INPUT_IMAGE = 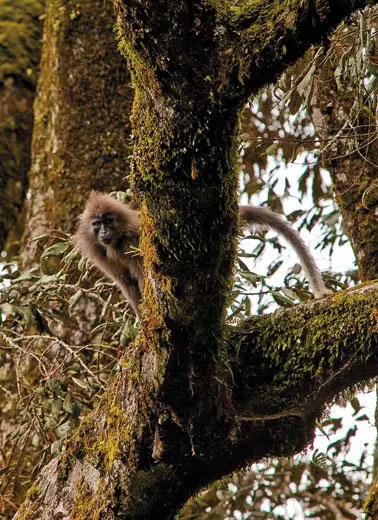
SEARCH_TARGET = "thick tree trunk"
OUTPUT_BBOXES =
[21,0,133,266]
[0,0,44,256]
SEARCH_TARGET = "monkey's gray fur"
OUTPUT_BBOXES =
[74,192,330,316]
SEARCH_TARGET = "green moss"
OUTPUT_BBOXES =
[230,288,378,416]
[70,478,106,520]
[61,378,137,477]
[0,0,44,85]
[364,479,378,516]
[25,484,41,501]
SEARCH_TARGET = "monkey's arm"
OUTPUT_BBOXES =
[239,205,330,299]
[119,274,142,318]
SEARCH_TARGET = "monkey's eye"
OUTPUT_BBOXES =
[92,220,102,232]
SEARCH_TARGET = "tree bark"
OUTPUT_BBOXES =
[21,0,133,267]
[0,0,44,256]
[15,1,378,519]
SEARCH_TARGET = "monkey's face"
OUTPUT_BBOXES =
[92,214,120,247]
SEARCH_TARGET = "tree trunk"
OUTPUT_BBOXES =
[0,0,44,257]
[21,0,133,266]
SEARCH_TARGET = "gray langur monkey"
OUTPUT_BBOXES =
[74,192,330,317]
[74,192,143,317]
[239,206,330,299]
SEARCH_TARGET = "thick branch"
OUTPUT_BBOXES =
[230,284,378,421]
[115,0,378,103]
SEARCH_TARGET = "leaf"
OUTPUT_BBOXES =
[51,399,62,415]
[13,305,35,327]
[298,167,310,196]
[63,394,74,415]
[267,259,283,277]
[271,291,296,308]
[264,142,279,156]
[355,414,369,422]
[37,272,66,284]
[12,268,39,283]
[288,88,302,115]
[68,290,84,309]
[350,397,362,415]
[239,271,261,285]
[41,242,70,258]
[71,376,89,390]
[297,60,316,99]
[311,449,327,471]
[316,421,330,440]
[237,259,250,272]
[312,165,324,203]
[282,288,298,300]
[290,287,311,302]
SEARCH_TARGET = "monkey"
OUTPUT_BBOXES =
[239,205,330,299]
[74,192,143,317]
[74,192,330,317]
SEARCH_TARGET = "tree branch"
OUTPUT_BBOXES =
[115,0,378,103]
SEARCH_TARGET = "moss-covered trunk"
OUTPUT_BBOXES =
[0,0,44,257]
[21,0,133,266]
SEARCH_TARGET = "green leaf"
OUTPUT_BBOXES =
[282,288,297,300]
[271,291,296,308]
[41,242,70,258]
[63,394,74,415]
[12,268,38,282]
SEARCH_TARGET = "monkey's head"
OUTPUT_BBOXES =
[92,213,121,247]
[76,192,140,251]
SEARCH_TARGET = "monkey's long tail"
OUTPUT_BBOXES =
[239,205,330,299]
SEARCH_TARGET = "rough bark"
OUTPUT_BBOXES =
[21,0,133,267]
[15,1,378,519]
[0,0,44,256]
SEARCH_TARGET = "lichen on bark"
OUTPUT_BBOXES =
[0,0,44,255]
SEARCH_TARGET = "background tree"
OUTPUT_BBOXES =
[0,0,44,257]
[21,0,133,267]
[0,0,134,515]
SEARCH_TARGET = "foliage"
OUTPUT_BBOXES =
[230,7,378,315]
[0,231,137,514]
